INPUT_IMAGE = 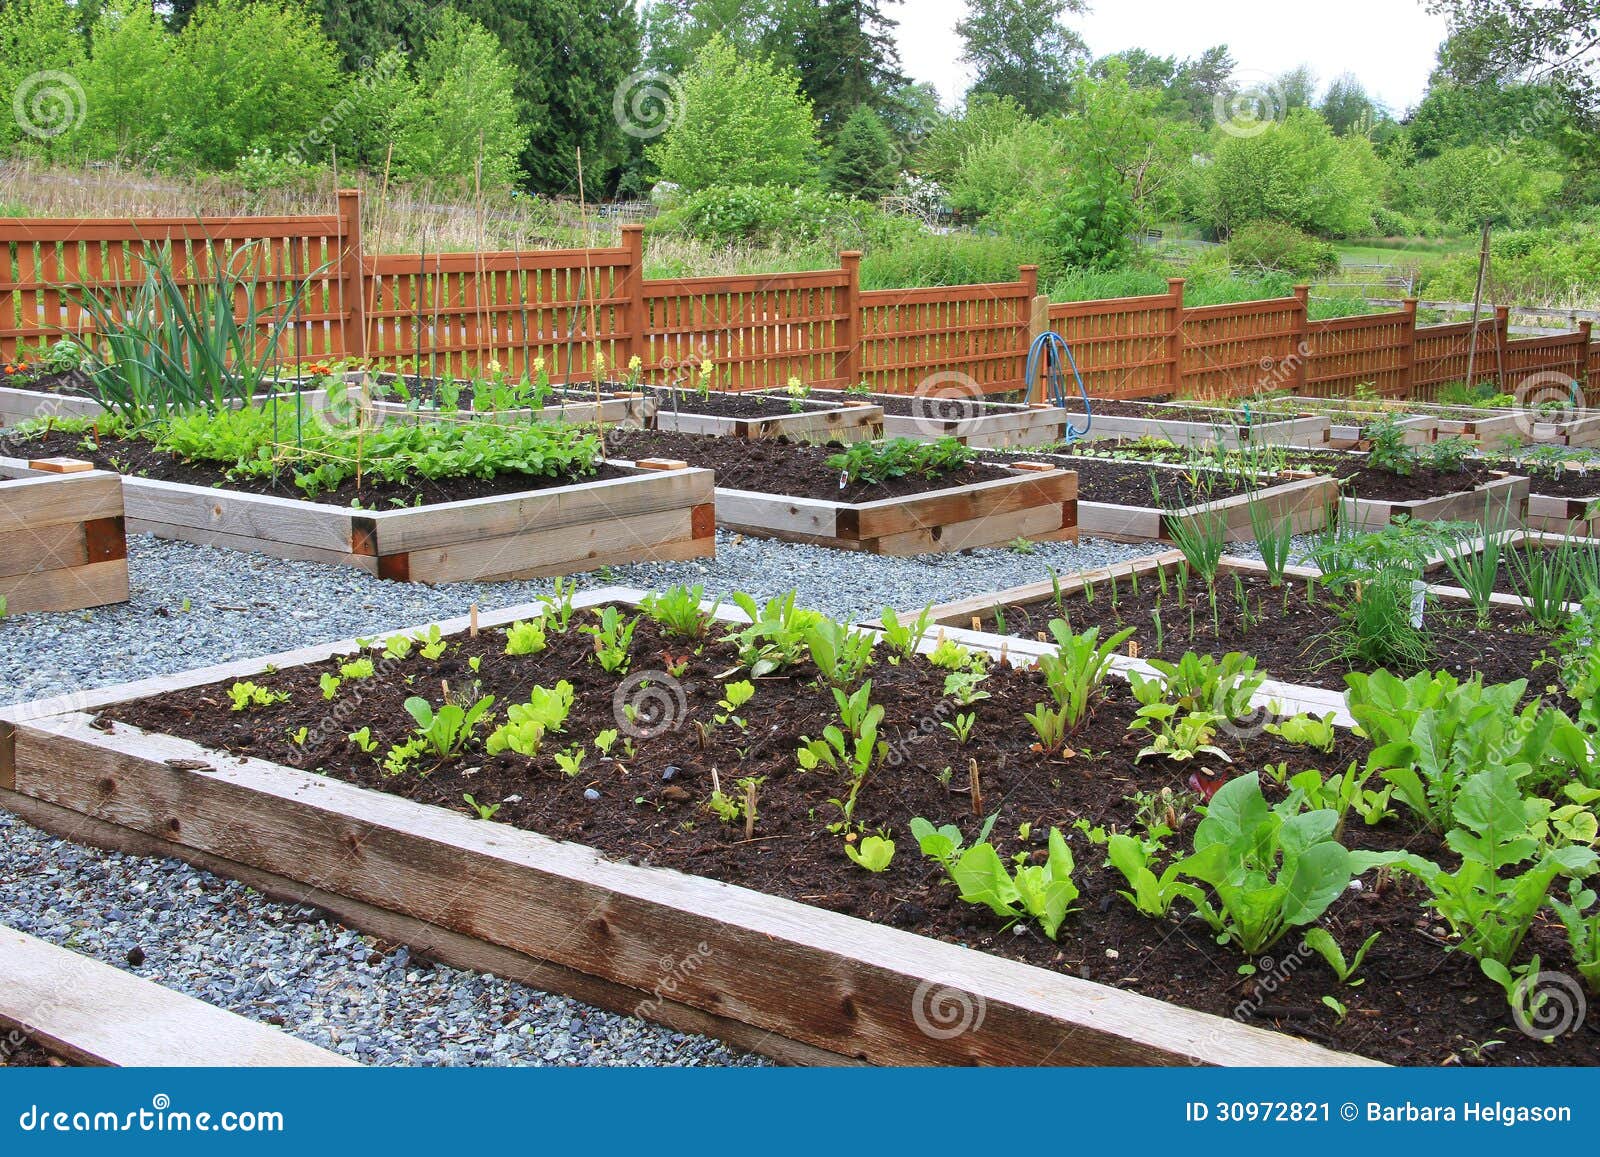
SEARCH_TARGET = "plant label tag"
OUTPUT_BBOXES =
[1409,580,1427,628]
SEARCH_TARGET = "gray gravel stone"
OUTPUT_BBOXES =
[0,527,1206,1066]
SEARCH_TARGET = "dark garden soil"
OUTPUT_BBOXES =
[603,429,1017,502]
[1,367,94,396]
[1086,399,1255,424]
[987,569,1562,693]
[863,393,1026,420]
[0,427,629,508]
[1,1033,60,1067]
[1511,464,1600,502]
[1289,454,1507,504]
[1057,457,1260,508]
[102,611,1599,1066]
[644,386,840,420]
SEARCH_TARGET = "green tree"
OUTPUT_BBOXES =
[1403,144,1564,228]
[1320,73,1376,136]
[0,0,86,151]
[170,0,344,169]
[648,33,818,191]
[312,0,425,71]
[794,0,907,133]
[917,91,1031,184]
[1188,108,1383,237]
[453,0,641,192]
[829,106,899,199]
[1274,64,1317,112]
[957,0,1088,116]
[1427,0,1600,118]
[385,9,525,189]
[77,0,176,161]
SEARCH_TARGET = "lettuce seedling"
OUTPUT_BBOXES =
[581,607,638,674]
[1107,833,1200,919]
[319,673,342,701]
[227,681,287,711]
[339,656,375,680]
[1265,712,1337,753]
[1302,927,1381,986]
[348,727,378,754]
[845,834,896,873]
[921,827,1080,940]
[504,618,548,656]
[486,681,575,758]
[879,605,934,660]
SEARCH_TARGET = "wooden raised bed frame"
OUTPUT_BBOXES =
[1340,470,1529,533]
[1079,471,1337,544]
[1084,402,1331,449]
[0,454,715,583]
[0,458,127,613]
[649,392,884,443]
[1526,487,1600,537]
[0,924,354,1067]
[715,462,1077,555]
[767,387,1069,449]
[0,590,1372,1068]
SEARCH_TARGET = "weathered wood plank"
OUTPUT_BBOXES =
[0,923,356,1068]
[10,712,1371,1067]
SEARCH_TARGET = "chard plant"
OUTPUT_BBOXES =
[1174,772,1403,956]
[803,617,877,689]
[879,605,935,661]
[640,584,721,640]
[504,618,549,656]
[1129,650,1263,721]
[726,591,824,677]
[1550,883,1600,994]
[581,607,638,674]
[845,833,896,873]
[404,694,496,760]
[1389,766,1598,999]
[1131,705,1230,764]
[1034,621,1134,732]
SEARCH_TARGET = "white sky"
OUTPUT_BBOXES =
[895,0,1451,116]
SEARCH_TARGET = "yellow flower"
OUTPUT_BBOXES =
[628,355,642,372]
[593,350,607,373]
[533,356,546,372]
[487,359,502,375]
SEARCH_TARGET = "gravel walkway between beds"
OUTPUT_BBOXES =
[1,529,1211,1066]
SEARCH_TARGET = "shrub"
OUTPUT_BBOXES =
[1226,220,1338,278]
[651,184,909,249]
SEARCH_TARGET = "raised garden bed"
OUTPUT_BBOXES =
[766,387,1068,449]
[1080,399,1331,449]
[604,429,1078,554]
[354,373,651,429]
[0,429,714,583]
[921,552,1563,696]
[7,587,1595,1065]
[0,923,353,1066]
[646,386,882,443]
[1505,461,1600,536]
[0,457,128,613]
[1008,454,1336,544]
[0,591,1375,1066]
[1337,467,1529,532]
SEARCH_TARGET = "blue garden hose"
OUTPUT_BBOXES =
[1027,330,1092,442]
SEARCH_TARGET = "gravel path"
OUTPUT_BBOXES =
[0,529,1186,1066]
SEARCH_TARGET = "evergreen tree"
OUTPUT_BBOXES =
[956,0,1089,116]
[828,106,898,199]
[793,0,907,133]
[451,0,641,193]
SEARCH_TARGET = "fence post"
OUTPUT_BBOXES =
[1399,298,1418,399]
[1292,284,1311,393]
[1494,305,1511,391]
[336,189,366,363]
[839,250,862,390]
[620,225,648,378]
[1580,321,1594,396]
[1167,277,1185,396]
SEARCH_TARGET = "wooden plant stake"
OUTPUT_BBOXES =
[744,780,758,842]
[469,603,480,638]
[969,758,983,816]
